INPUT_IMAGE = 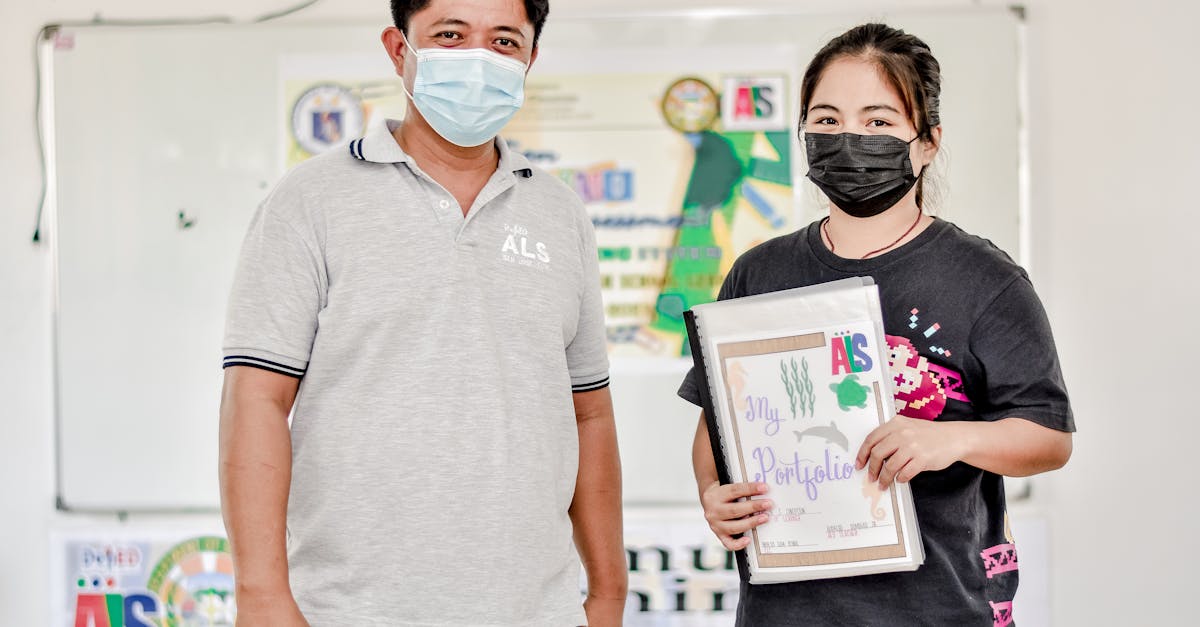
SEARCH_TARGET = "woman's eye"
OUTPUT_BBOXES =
[815,117,837,125]
[868,119,891,127]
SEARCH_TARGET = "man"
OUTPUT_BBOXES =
[218,1,627,625]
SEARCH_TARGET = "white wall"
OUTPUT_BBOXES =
[2,1,1195,625]
[1022,1,1200,623]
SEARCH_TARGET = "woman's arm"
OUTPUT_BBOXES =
[856,416,1073,489]
[693,412,774,550]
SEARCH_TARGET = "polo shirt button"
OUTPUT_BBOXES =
[439,199,450,209]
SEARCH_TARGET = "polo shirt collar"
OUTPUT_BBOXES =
[349,119,533,179]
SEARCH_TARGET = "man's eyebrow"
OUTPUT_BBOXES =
[429,18,528,40]
[430,17,469,28]
[493,25,528,40]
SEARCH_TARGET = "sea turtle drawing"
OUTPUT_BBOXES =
[830,374,871,411]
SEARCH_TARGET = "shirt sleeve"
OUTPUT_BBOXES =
[677,262,743,407]
[566,211,610,393]
[221,178,327,378]
[969,276,1075,431]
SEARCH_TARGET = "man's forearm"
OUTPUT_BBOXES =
[219,376,295,597]
[569,391,627,605]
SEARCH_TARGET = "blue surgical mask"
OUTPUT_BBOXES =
[401,31,527,147]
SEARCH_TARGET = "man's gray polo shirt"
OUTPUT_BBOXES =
[223,120,609,626]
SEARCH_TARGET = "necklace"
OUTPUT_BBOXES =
[822,210,924,259]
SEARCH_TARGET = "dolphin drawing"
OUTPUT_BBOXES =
[793,421,849,452]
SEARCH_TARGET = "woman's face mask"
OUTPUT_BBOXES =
[803,132,921,218]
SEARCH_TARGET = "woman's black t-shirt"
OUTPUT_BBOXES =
[678,218,1075,626]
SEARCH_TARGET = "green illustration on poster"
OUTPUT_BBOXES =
[653,82,792,352]
[507,73,795,358]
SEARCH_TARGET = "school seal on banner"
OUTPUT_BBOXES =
[661,77,720,133]
[146,536,236,626]
[291,83,364,156]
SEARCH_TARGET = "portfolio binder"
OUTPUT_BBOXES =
[684,277,924,583]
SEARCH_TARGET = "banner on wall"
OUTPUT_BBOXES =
[53,508,740,626]
[52,527,236,626]
[506,72,795,359]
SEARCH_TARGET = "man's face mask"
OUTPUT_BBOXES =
[401,31,527,147]
[804,132,922,218]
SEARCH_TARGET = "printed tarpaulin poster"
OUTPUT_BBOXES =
[621,506,740,626]
[51,527,235,626]
[505,67,795,359]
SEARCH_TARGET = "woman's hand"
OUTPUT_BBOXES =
[698,480,773,551]
[856,417,966,490]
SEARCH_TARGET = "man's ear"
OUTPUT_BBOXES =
[381,26,407,76]
[527,44,539,73]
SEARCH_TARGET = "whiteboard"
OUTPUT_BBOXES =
[50,8,1022,511]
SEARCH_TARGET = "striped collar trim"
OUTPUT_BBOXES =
[349,118,533,178]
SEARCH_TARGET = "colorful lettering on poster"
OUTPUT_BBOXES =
[831,332,874,375]
[73,592,159,627]
[80,545,143,571]
[552,163,635,203]
[732,84,776,121]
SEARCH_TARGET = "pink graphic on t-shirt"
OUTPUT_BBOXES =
[886,335,947,420]
[885,335,971,420]
[981,543,1019,578]
[989,601,1014,627]
[927,362,971,403]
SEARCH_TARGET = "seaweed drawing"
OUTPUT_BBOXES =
[780,356,816,419]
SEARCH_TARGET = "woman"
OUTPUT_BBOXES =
[678,23,1074,625]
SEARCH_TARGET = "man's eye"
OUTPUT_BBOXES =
[436,31,462,40]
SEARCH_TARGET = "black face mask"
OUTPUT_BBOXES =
[804,132,920,218]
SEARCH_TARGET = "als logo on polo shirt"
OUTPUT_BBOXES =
[500,223,550,270]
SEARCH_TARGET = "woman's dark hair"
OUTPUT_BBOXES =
[390,0,551,47]
[799,23,943,206]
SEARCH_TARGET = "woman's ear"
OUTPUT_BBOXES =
[923,125,943,163]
